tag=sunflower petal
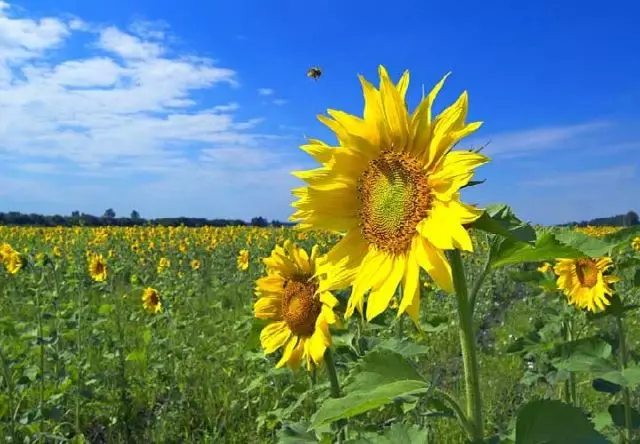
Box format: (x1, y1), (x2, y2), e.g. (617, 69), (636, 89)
(260, 321), (291, 354)
(366, 254), (406, 321)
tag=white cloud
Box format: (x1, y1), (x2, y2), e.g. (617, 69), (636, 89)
(472, 121), (611, 158)
(273, 98), (287, 106)
(258, 88), (274, 96)
(0, 2), (301, 219)
(519, 164), (637, 188)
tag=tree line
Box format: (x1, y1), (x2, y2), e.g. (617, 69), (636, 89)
(559, 210), (639, 227)
(0, 210), (292, 228)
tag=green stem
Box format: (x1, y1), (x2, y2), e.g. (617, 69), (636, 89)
(565, 320), (577, 407)
(616, 315), (632, 443)
(447, 249), (484, 441)
(432, 388), (475, 438)
(0, 345), (15, 441)
(469, 246), (492, 315)
(324, 348), (345, 443)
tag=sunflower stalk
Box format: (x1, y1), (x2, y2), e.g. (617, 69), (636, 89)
(447, 249), (484, 441)
(324, 347), (346, 442)
(615, 314), (633, 443)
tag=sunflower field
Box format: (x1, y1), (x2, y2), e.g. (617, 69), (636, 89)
(2, 67), (640, 444)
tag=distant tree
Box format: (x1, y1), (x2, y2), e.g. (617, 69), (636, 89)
(131, 210), (141, 220)
(251, 216), (268, 227)
(624, 210), (639, 227)
(71, 210), (80, 218)
(103, 208), (116, 219)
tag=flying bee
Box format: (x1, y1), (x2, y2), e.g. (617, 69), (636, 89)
(307, 66), (322, 81)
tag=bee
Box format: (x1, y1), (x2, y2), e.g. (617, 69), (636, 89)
(307, 66), (322, 81)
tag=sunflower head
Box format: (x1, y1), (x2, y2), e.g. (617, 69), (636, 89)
(631, 236), (640, 252)
(290, 65), (488, 323)
(4, 251), (23, 275)
(191, 259), (201, 270)
(553, 257), (619, 312)
(89, 254), (107, 282)
(254, 241), (338, 371)
(142, 287), (162, 314)
(237, 249), (249, 271)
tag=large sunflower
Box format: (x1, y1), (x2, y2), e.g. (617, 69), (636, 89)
(254, 241), (339, 371)
(553, 257), (619, 312)
(290, 66), (488, 323)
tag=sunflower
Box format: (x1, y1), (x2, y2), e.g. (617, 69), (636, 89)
(4, 251), (23, 275)
(254, 241), (339, 370)
(190, 259), (201, 270)
(157, 257), (171, 273)
(537, 262), (553, 273)
(237, 249), (249, 271)
(631, 236), (640, 252)
(142, 287), (162, 314)
(553, 257), (619, 312)
(291, 66), (488, 323)
(88, 253), (107, 282)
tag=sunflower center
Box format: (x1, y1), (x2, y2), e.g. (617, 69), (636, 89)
(149, 292), (159, 305)
(281, 278), (321, 338)
(357, 151), (431, 253)
(575, 259), (599, 288)
(94, 262), (104, 274)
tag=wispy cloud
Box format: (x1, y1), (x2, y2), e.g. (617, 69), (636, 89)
(519, 164), (637, 187)
(472, 121), (611, 158)
(258, 88), (274, 96)
(273, 98), (287, 106)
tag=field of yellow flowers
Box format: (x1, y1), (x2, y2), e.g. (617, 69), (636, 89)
(0, 224), (639, 443)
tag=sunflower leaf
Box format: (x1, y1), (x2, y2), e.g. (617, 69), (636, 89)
(553, 229), (611, 257)
(348, 423), (430, 443)
(515, 400), (608, 444)
(470, 204), (536, 244)
(490, 233), (586, 268)
(310, 350), (430, 428)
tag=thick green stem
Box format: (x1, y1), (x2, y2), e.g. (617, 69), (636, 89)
(616, 315), (632, 443)
(432, 388), (475, 438)
(565, 320), (577, 406)
(324, 348), (345, 442)
(447, 250), (484, 441)
(469, 253), (491, 315)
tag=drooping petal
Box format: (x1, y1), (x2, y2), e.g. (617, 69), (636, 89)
(366, 254), (406, 321)
(430, 151), (490, 200)
(417, 201), (474, 251)
(414, 237), (453, 293)
(398, 246), (420, 324)
(254, 296), (283, 320)
(260, 321), (291, 354)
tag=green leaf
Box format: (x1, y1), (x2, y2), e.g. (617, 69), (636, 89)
(491, 233), (587, 269)
(598, 365), (640, 389)
(552, 337), (615, 374)
(375, 339), (430, 358)
(311, 350), (429, 428)
(515, 400), (609, 444)
(633, 269), (640, 288)
(278, 421), (318, 443)
(608, 404), (640, 429)
(554, 229), (611, 257)
(351, 423), (430, 444)
(592, 411), (613, 432)
(142, 328), (152, 346)
(125, 350), (146, 362)
(601, 225), (640, 249)
(591, 378), (621, 395)
(98, 304), (114, 315)
(471, 204), (536, 243)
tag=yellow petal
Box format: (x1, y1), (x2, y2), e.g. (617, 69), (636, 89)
(316, 230), (369, 292)
(409, 72), (450, 157)
(379, 65), (410, 150)
(366, 254), (406, 321)
(398, 247), (420, 324)
(254, 296), (283, 320)
(395, 69), (410, 101)
(260, 321), (291, 354)
(417, 201), (474, 251)
(346, 248), (391, 318)
(276, 337), (300, 368)
(426, 91), (470, 169)
(415, 238), (453, 293)
(430, 151), (489, 200)
(359, 75), (388, 148)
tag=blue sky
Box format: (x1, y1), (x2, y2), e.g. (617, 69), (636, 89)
(0, 0), (638, 224)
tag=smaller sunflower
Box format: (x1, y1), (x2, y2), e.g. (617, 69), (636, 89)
(4, 252), (23, 275)
(553, 257), (619, 312)
(537, 262), (553, 273)
(237, 249), (249, 271)
(157, 257), (171, 273)
(142, 287), (162, 314)
(191, 259), (201, 271)
(631, 236), (640, 252)
(254, 241), (338, 371)
(88, 253), (108, 282)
